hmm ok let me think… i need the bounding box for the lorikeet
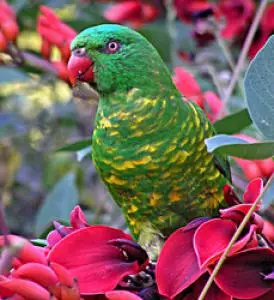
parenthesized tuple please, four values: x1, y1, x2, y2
(67, 24, 230, 244)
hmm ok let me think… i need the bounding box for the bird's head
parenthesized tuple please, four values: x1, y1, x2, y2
(68, 24, 173, 96)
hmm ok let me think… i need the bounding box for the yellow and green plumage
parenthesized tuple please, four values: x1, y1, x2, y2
(69, 24, 230, 243)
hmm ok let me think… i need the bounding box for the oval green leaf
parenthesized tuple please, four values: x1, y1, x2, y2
(205, 134, 274, 159)
(214, 108, 252, 134)
(35, 172, 79, 235)
(244, 35, 274, 139)
(56, 138, 91, 152)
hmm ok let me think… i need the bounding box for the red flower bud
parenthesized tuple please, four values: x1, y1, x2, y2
(0, 31, 7, 51)
(1, 19, 19, 42)
(40, 39, 52, 59)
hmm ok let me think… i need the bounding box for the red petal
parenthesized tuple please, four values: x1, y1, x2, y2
(53, 61, 70, 82)
(48, 226, 138, 294)
(194, 219, 256, 268)
(243, 178, 263, 204)
(223, 184, 240, 206)
(0, 31, 7, 51)
(213, 248, 274, 299)
(0, 235, 47, 265)
(106, 290, 142, 300)
(233, 157, 262, 180)
(40, 6, 60, 24)
(40, 39, 52, 59)
(1, 20, 19, 41)
(50, 262, 75, 287)
(0, 277, 50, 300)
(203, 91, 223, 122)
(0, 0, 16, 19)
(173, 67, 203, 107)
(46, 229, 62, 249)
(258, 158, 274, 178)
(142, 3, 159, 22)
(156, 227, 205, 298)
(104, 1, 142, 23)
(70, 205, 89, 229)
(12, 263, 58, 288)
(220, 204, 253, 220)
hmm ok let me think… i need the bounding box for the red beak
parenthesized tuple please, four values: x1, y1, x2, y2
(67, 50, 94, 86)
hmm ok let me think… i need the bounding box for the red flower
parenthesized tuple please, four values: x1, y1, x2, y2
(46, 205, 89, 250)
(103, 1, 159, 28)
(173, 67, 223, 121)
(173, 67, 204, 107)
(156, 178, 271, 299)
(219, 0, 255, 40)
(211, 248, 274, 299)
(0, 236, 81, 300)
(48, 226, 149, 294)
(174, 0, 215, 23)
(233, 134, 274, 180)
(249, 3, 274, 58)
(37, 6, 77, 82)
(0, 0, 19, 51)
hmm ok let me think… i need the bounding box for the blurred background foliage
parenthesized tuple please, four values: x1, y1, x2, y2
(0, 0, 273, 237)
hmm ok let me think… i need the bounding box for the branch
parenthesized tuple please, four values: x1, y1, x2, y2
(216, 0, 269, 119)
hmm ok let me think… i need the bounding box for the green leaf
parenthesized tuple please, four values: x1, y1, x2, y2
(0, 67, 28, 84)
(56, 138, 91, 152)
(31, 239, 48, 247)
(214, 108, 252, 134)
(76, 146, 92, 162)
(205, 134, 274, 159)
(244, 35, 274, 139)
(35, 172, 79, 235)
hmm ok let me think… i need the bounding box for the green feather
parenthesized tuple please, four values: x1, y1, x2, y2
(71, 25, 230, 246)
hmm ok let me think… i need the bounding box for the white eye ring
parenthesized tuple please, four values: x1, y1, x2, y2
(73, 47, 86, 57)
(106, 41, 120, 53)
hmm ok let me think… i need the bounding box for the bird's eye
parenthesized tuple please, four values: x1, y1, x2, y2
(72, 48, 87, 57)
(105, 41, 120, 54)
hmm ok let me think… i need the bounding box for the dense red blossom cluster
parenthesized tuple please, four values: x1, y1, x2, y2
(37, 6, 77, 82)
(1, 179, 274, 300)
(0, 0, 19, 51)
(102, 0, 274, 58)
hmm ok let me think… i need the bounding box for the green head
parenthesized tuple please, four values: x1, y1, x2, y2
(68, 24, 175, 96)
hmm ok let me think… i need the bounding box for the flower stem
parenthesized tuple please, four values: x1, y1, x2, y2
(215, 32, 235, 70)
(165, 0, 177, 67)
(198, 173, 274, 300)
(216, 0, 269, 119)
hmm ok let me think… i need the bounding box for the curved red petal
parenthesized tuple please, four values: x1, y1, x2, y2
(70, 205, 88, 229)
(12, 263, 58, 288)
(0, 235, 47, 265)
(106, 290, 142, 300)
(243, 178, 264, 204)
(220, 203, 253, 219)
(0, 278, 50, 300)
(48, 226, 137, 294)
(195, 218, 256, 268)
(156, 227, 205, 298)
(213, 248, 274, 299)
(40, 6, 60, 24)
(173, 67, 203, 107)
(104, 1, 142, 23)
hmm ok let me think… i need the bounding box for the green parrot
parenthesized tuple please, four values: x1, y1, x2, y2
(67, 24, 230, 245)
